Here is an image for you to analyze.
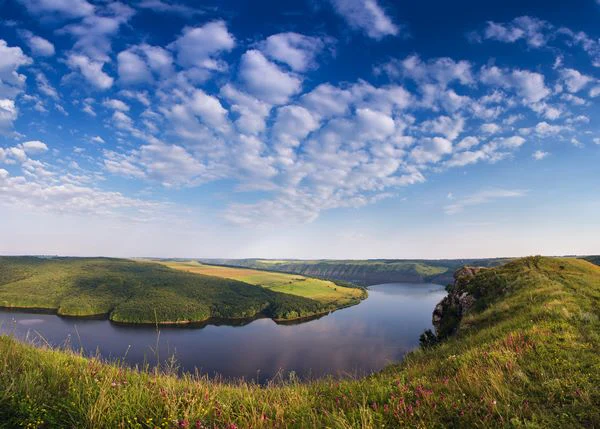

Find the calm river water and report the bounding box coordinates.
[0,282,445,383]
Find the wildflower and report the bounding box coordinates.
[178,419,189,428]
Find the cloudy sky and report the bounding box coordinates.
[0,0,599,259]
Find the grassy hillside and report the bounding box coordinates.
[156,260,365,308]
[1,256,598,428]
[201,258,511,285]
[0,257,358,324]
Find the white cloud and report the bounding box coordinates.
[559,68,593,93]
[66,54,114,89]
[239,49,302,105]
[187,89,230,131]
[103,98,130,111]
[498,136,526,148]
[0,99,19,134]
[0,167,165,219]
[260,32,328,72]
[171,20,235,70]
[482,16,550,47]
[444,189,527,215]
[480,66,550,104]
[411,137,453,164]
[22,140,48,154]
[445,150,487,167]
[117,50,152,84]
[378,55,474,87]
[0,40,32,98]
[532,150,549,160]
[60,2,135,62]
[480,123,501,134]
[136,0,205,15]
[220,84,271,135]
[19,0,95,18]
[117,44,174,85]
[91,135,105,144]
[330,0,399,40]
[534,121,564,136]
[456,136,479,150]
[421,115,465,141]
[20,30,55,56]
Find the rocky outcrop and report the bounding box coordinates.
[432,266,486,339]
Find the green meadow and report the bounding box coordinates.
[1,256,599,427]
[0,257,365,324]
[157,260,365,308]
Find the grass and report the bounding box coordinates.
[156,260,365,308]
[0,256,599,427]
[202,258,512,285]
[0,257,364,324]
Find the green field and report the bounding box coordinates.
[0,257,364,324]
[157,260,365,307]
[201,257,513,285]
[1,256,599,427]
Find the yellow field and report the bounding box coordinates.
[159,260,365,305]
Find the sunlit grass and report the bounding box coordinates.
[158,260,365,307]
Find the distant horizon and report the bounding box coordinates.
[1,252,597,261]
[1,0,599,257]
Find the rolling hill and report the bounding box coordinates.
[0,257,363,324]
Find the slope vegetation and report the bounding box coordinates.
[157,260,365,308]
[202,258,510,285]
[0,257,355,324]
[0,256,598,427]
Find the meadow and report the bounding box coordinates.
[202,257,513,285]
[157,260,365,308]
[0,257,364,324]
[0,256,598,427]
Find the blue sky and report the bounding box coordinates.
[0,0,599,259]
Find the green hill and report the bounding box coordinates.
[200,258,511,285]
[1,256,598,427]
[0,257,359,324]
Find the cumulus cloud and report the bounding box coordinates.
[260,32,329,72]
[239,50,302,105]
[117,44,174,85]
[480,66,550,104]
[170,20,235,70]
[0,40,32,97]
[329,0,399,39]
[21,140,48,154]
[19,30,55,56]
[532,150,549,160]
[559,68,593,93]
[66,54,114,89]
[59,2,135,62]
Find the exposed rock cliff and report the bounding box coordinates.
[431,266,486,339]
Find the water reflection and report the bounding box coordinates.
[0,282,446,383]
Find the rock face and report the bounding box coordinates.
[432,266,486,338]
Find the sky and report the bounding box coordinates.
[0,0,599,259]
